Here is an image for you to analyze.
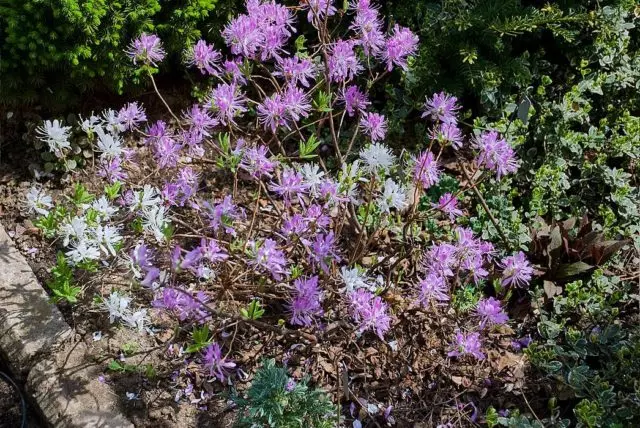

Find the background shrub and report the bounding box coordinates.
[0,0,233,109]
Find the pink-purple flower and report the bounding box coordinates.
[240,145,278,179]
[350,1,385,56]
[304,231,340,274]
[288,276,324,326]
[275,56,317,87]
[207,83,248,126]
[422,92,460,125]
[117,102,147,130]
[304,0,337,25]
[380,25,419,71]
[500,251,533,288]
[476,297,509,328]
[474,131,519,179]
[413,150,441,189]
[257,93,289,133]
[269,167,309,205]
[202,195,245,236]
[186,40,222,75]
[126,33,166,66]
[447,331,485,360]
[201,343,236,382]
[341,85,370,117]
[349,289,391,340]
[433,122,463,150]
[417,272,450,308]
[433,192,463,221]
[360,112,387,142]
[328,40,362,82]
[247,238,288,280]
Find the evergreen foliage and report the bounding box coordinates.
[0,0,228,108]
[233,359,335,427]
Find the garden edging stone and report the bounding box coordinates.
[0,225,133,427]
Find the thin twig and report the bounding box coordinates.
[461,166,512,251]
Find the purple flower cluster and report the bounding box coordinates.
[130,242,161,288]
[304,0,337,26]
[417,272,450,308]
[303,231,340,274]
[247,238,288,280]
[476,297,509,328]
[380,25,419,72]
[201,343,236,382]
[127,33,166,66]
[153,287,210,323]
[341,85,370,117]
[500,251,533,288]
[349,289,391,340]
[448,331,485,360]
[183,104,218,137]
[413,150,441,190]
[269,168,309,206]
[432,122,463,150]
[207,83,248,126]
[350,0,385,57]
[288,276,324,326]
[98,157,127,183]
[222,0,294,61]
[433,192,463,222]
[422,92,460,125]
[360,112,387,142]
[186,39,222,75]
[117,102,147,131]
[162,167,199,207]
[474,131,519,179]
[240,144,278,179]
[202,195,246,236]
[257,87,311,133]
[274,56,317,88]
[328,40,363,83]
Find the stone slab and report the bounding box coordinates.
[0,226,72,374]
[0,224,133,427]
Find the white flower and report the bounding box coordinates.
[130,185,161,212]
[359,143,395,174]
[66,239,100,264]
[378,178,408,214]
[80,114,100,134]
[36,119,71,158]
[142,205,170,243]
[94,225,122,257]
[125,392,139,401]
[102,291,131,323]
[300,163,325,196]
[101,109,126,134]
[60,216,88,247]
[340,266,376,292]
[340,159,362,182]
[25,187,53,216]
[95,127,125,159]
[90,196,118,220]
[122,309,148,332]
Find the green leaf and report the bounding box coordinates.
[555,261,594,278]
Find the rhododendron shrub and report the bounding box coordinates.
[28,0,532,423]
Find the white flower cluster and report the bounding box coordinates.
[340,266,382,293]
[58,196,123,264]
[37,104,141,160]
[128,185,171,243]
[102,291,148,332]
[25,187,54,216]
